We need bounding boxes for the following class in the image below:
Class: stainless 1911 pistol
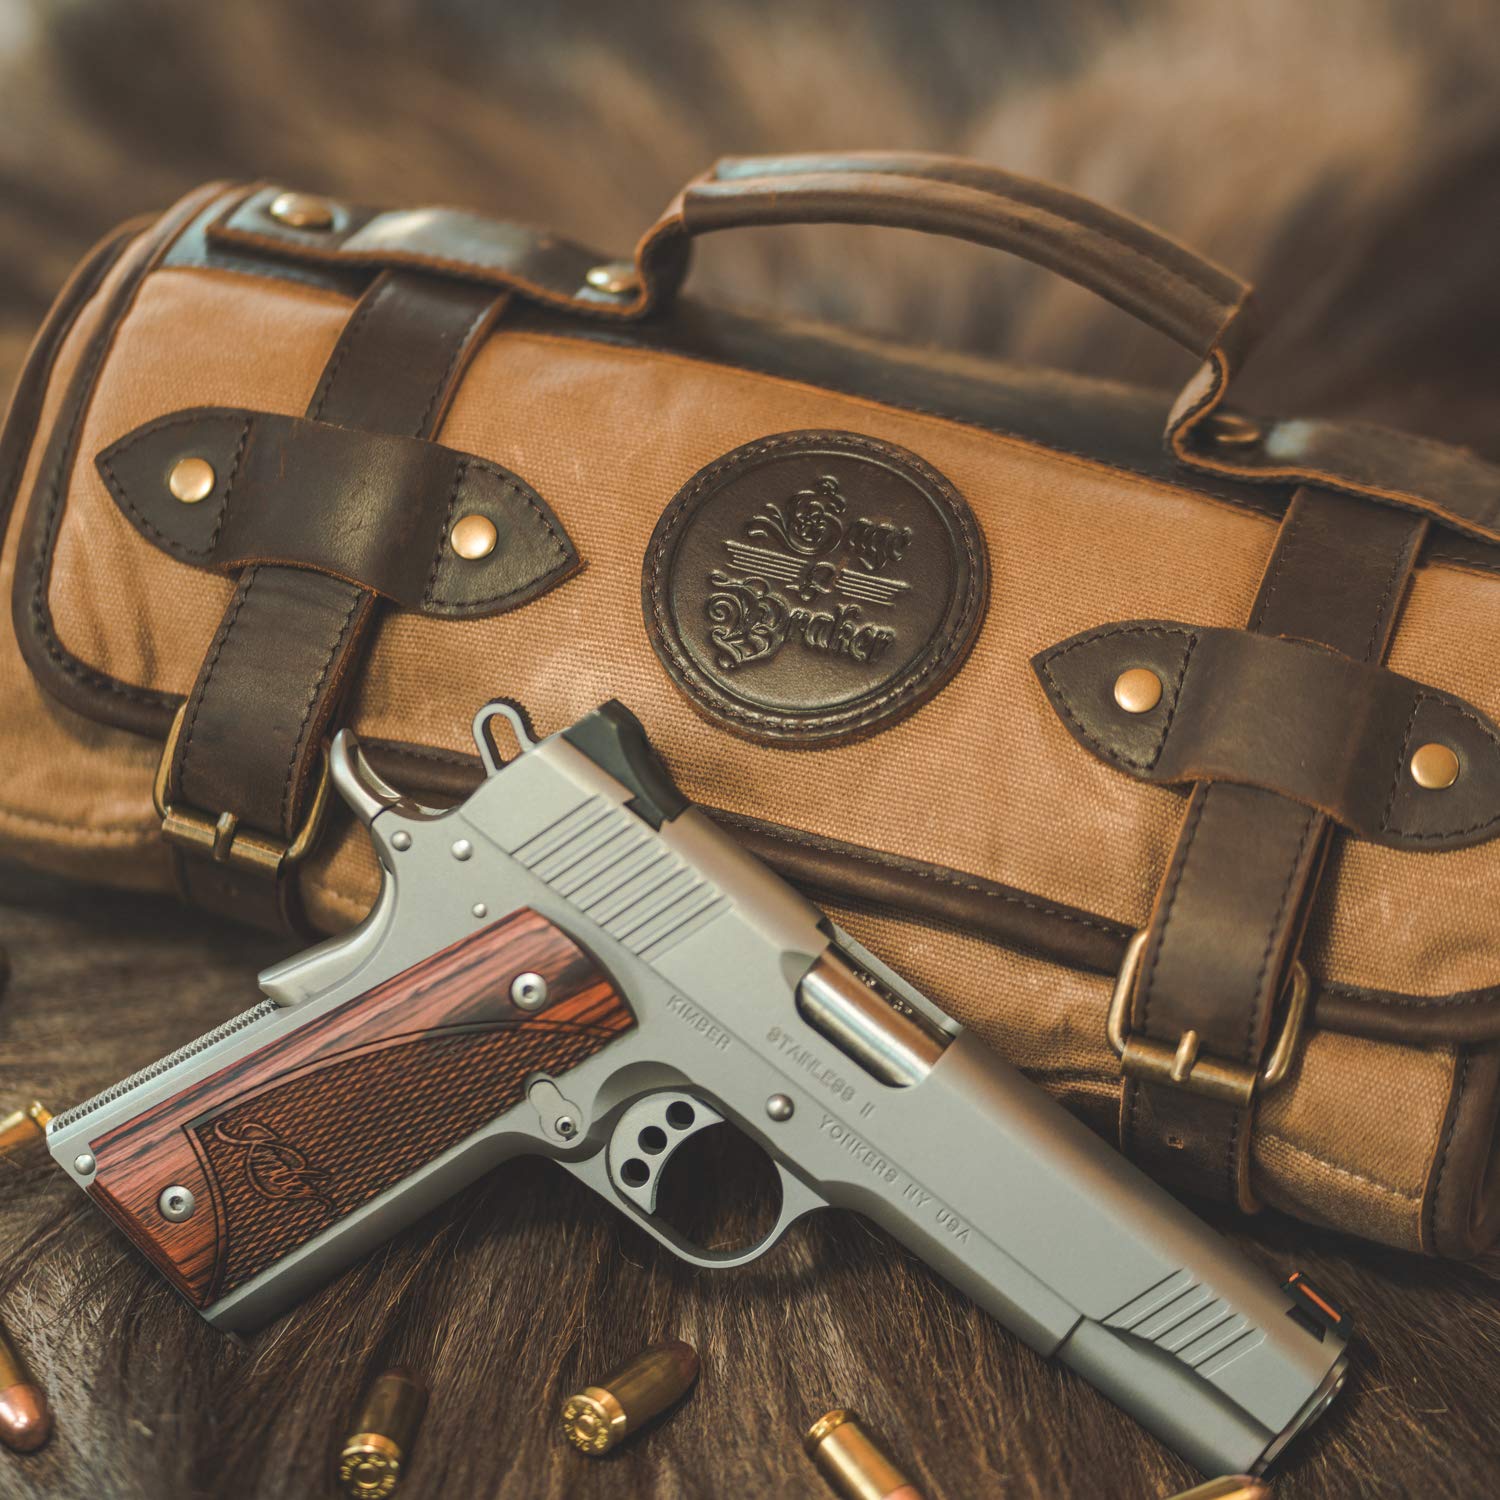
[48,699,1348,1477]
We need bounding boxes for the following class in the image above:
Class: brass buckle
[1106,929,1309,1107]
[152,703,332,877]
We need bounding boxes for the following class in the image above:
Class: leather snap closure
[268,191,336,231]
[585,261,641,297]
[1410,741,1460,790]
[168,456,216,504]
[450,513,498,560]
[1113,667,1163,714]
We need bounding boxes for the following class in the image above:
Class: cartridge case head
[338,1367,428,1499]
[561,1340,699,1455]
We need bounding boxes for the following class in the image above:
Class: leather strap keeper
[162,270,507,932]
[96,408,578,615]
[1033,621,1500,850]
[1116,488,1429,1210]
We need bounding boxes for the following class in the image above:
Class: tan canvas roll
[4,163,1498,1256]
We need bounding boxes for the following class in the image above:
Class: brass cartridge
[0,1102,51,1156]
[337,1367,429,1499]
[1167,1480,1271,1500]
[0,1318,51,1454]
[561,1340,699,1454]
[805,1409,924,1500]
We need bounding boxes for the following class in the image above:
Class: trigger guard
[611,1159,824,1271]
[630,1158,828,1266]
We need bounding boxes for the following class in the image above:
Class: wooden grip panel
[85,908,633,1308]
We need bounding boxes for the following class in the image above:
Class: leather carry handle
[209,160,1500,544]
[636,153,1256,363]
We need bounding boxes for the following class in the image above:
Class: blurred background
[2,0,1500,445]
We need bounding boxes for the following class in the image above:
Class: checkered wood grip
[84,908,633,1307]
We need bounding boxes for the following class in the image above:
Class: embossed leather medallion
[644,431,989,744]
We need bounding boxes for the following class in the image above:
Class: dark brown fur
[4,1,1500,1495]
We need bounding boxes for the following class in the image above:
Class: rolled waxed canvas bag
[4,155,1499,1257]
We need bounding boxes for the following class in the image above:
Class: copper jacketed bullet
[0,1319,51,1454]
[561,1340,699,1454]
[0,1102,51,1156]
[337,1367,429,1499]
[805,1409,924,1500]
[1167,1480,1271,1500]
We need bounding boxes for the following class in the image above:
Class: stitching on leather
[180,567,257,781]
[26,230,176,708]
[1226,806,1318,1199]
[412,293,498,439]
[1246,500,1305,632]
[1177,440,1498,546]
[221,186,1243,326]
[423,457,468,600]
[280,587,366,830]
[1380,694,1500,841]
[212,218,647,325]
[645,429,985,733]
[1424,1049,1471,1252]
[423,465,572,609]
[1246,809,1319,1059]
[1320,979,1500,1009]
[96,411,246,560]
[1122,785,1210,1173]
[308,283,382,421]
[1136,789,1208,1042]
[413,327,463,439]
[1361,524,1419,663]
[1381,693,1425,832]
[0,226,132,538]
[1036,623,1197,773]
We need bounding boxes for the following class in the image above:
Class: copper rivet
[450,513,498,560]
[268,190,336,231]
[168,456,216,504]
[1113,668,1163,714]
[1208,410,1265,447]
[585,261,641,297]
[1410,742,1460,790]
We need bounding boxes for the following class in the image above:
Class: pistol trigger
[328,730,406,828]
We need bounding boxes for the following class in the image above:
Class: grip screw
[158,1185,196,1222]
[511,972,549,1011]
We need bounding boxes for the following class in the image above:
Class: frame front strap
[1116,488,1429,1212]
[162,270,507,932]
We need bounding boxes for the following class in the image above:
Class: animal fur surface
[2,1,1500,1495]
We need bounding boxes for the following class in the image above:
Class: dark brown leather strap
[1032,621,1500,850]
[1120,487,1429,1208]
[97,407,577,615]
[164,270,505,930]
